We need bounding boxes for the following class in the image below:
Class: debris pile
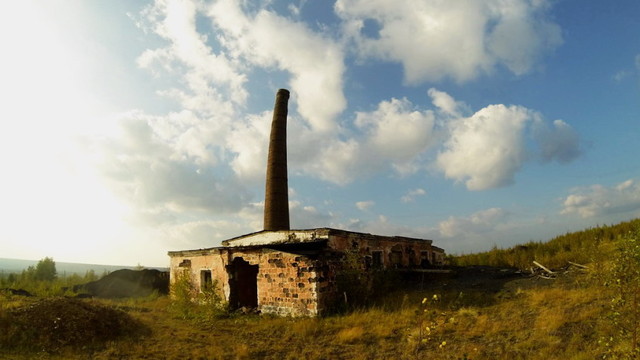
[530,260,589,280]
[74,269,169,298]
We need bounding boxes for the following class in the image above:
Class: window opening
[372,251,383,269]
[200,270,212,291]
[420,251,431,268]
[178,259,191,267]
[389,244,403,268]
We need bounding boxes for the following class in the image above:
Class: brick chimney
[263,89,290,231]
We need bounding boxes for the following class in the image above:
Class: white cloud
[99,113,252,218]
[355,97,436,162]
[88,0,581,258]
[532,118,581,163]
[401,188,427,203]
[439,208,507,238]
[226,111,271,182]
[428,88,468,117]
[286,88,581,190]
[437,104,531,190]
[128,2,577,196]
[434,92,581,190]
[207,0,346,133]
[485,0,562,75]
[335,0,562,84]
[298,137,363,185]
[291,95,438,183]
[137,0,247,111]
[561,179,640,218]
[356,200,375,211]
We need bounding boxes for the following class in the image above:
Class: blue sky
[1,0,639,267]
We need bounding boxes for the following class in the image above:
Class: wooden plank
[568,261,588,269]
[533,261,555,274]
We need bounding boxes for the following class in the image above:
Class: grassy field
[1,220,638,359]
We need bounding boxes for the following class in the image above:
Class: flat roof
[168,227,441,256]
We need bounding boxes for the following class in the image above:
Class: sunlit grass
[3,219,639,359]
[0,272,613,360]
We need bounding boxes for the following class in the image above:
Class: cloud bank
[89,0,581,249]
[335,0,562,83]
[561,179,640,218]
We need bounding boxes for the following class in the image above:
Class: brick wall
[168,229,446,317]
[327,232,441,268]
[169,248,320,317]
[255,250,319,316]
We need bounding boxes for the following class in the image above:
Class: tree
[34,257,57,281]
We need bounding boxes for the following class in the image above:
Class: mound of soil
[0,297,148,351]
[74,269,169,298]
[0,288,33,297]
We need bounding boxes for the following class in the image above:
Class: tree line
[0,257,104,296]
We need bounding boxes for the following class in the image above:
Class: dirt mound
[0,297,148,352]
[74,269,169,298]
[0,288,33,297]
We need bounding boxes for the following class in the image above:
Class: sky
[0,0,639,267]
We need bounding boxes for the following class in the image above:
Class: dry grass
[0,269,620,360]
[336,326,365,343]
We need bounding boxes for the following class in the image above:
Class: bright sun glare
[0,1,133,264]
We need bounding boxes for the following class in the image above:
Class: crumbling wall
[254,250,319,316]
[168,230,446,317]
[315,249,365,312]
[168,249,228,301]
[315,232,445,312]
[218,249,320,316]
[169,248,320,317]
[327,232,442,269]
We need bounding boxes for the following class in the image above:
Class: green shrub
[169,269,227,324]
[601,227,640,358]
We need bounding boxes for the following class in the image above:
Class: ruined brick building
[168,89,445,316]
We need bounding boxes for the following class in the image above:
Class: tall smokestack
[264,89,290,231]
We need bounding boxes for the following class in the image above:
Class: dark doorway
[227,257,259,310]
[200,270,212,291]
[372,251,383,269]
[389,244,403,268]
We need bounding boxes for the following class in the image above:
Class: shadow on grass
[333,265,531,315]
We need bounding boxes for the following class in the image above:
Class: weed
[600,227,640,358]
[169,268,228,326]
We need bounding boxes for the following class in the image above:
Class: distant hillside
[0,258,168,277]
[451,218,640,269]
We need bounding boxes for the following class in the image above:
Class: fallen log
[532,261,555,275]
[567,261,588,269]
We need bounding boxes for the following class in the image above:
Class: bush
[602,227,640,358]
[169,270,227,324]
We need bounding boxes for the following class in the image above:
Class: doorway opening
[200,270,212,291]
[227,257,259,310]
